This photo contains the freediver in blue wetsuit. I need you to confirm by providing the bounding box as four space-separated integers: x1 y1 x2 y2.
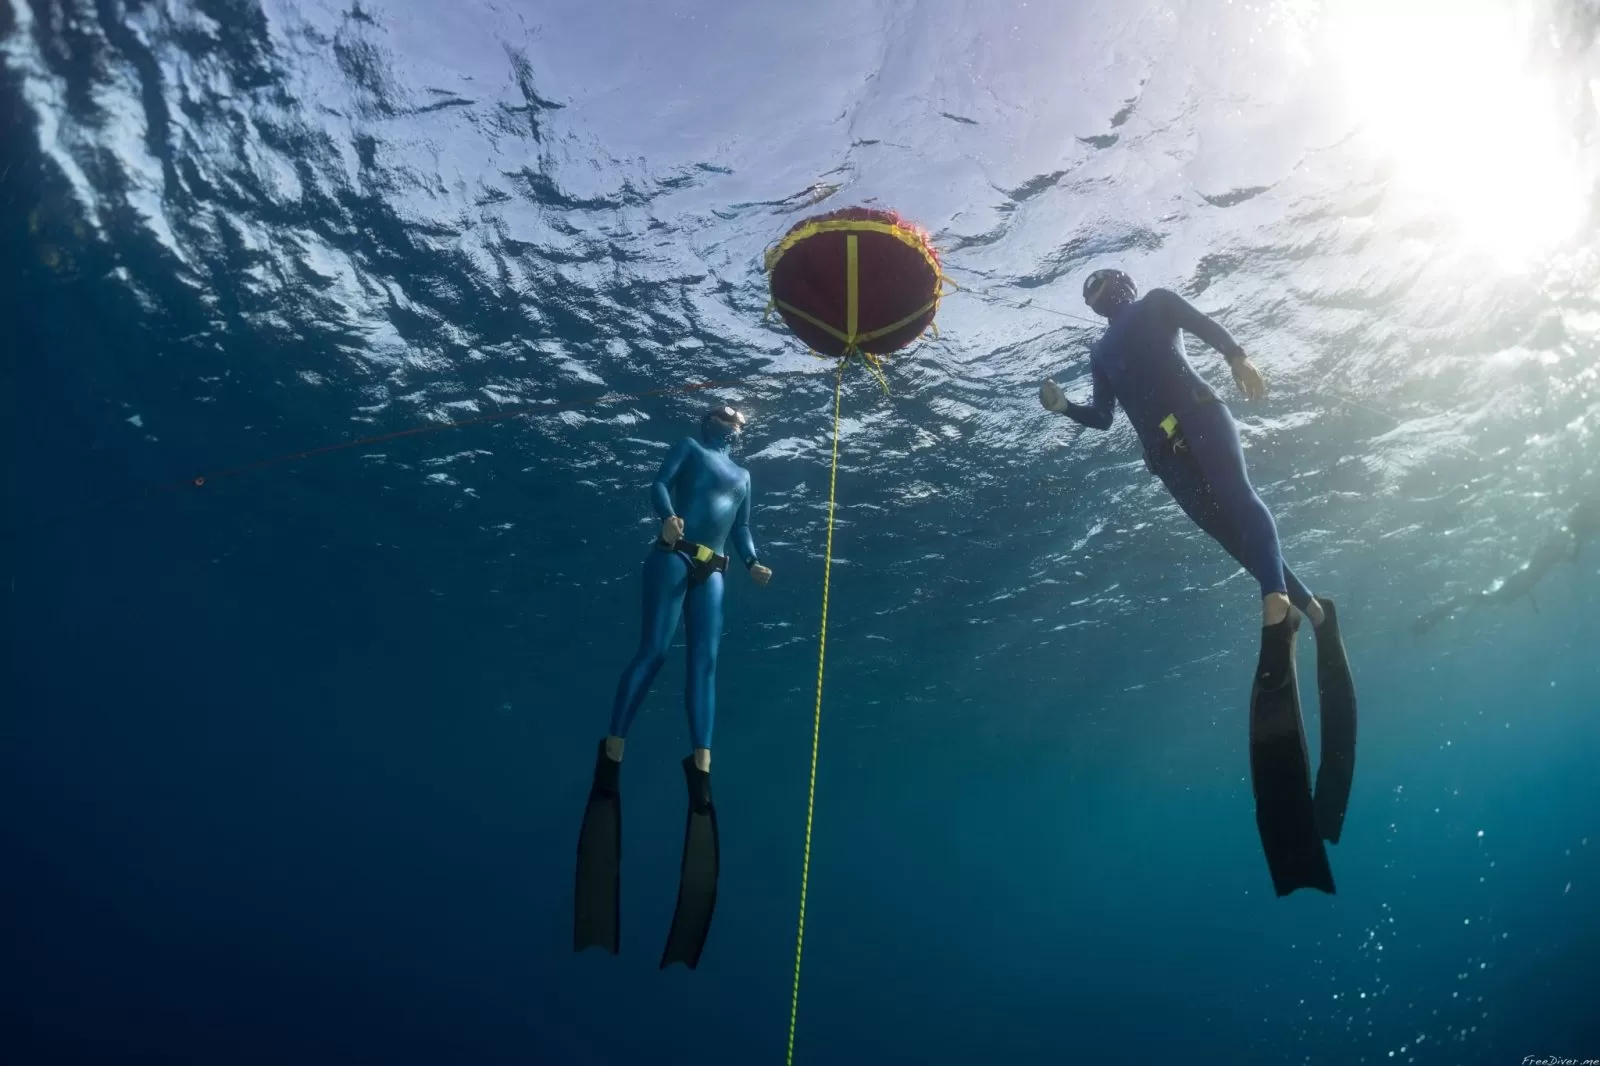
1039 269 1357 898
574 404 772 969
1412 492 1600 635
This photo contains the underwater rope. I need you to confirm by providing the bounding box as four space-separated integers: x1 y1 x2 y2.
786 360 846 1066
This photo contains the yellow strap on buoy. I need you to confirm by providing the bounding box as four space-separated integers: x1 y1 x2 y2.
845 234 860 346
786 361 845 1066
764 217 938 276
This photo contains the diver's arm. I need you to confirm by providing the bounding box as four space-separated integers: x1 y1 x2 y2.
732 474 759 568
650 439 692 519
1056 362 1117 430
734 474 770 584
1152 288 1247 363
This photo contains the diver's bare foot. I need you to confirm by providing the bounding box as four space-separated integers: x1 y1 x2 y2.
1306 598 1327 628
1263 593 1292 627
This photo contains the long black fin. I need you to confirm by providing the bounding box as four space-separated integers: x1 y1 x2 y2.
1312 599 1358 845
660 756 720 969
1249 617 1336 897
574 739 622 954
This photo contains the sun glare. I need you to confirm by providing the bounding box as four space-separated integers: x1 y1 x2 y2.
1316 1 1589 264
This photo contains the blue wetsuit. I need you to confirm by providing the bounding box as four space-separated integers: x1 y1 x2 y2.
609 424 759 751
1056 288 1314 609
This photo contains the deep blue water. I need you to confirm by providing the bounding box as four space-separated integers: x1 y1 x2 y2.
4 1 1600 1064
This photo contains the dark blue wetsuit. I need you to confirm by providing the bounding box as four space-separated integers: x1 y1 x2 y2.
609 427 759 752
1058 288 1314 609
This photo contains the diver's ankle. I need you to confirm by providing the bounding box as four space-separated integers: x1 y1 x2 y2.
604 736 625 762
1262 593 1292 626
693 748 710 773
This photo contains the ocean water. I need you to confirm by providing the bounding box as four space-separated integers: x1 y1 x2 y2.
3 0 1599 1063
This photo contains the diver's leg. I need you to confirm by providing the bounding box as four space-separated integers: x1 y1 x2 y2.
1178 484 1317 619
1281 564 1322 622
660 568 724 970
1155 448 1320 611
1155 449 1238 553
607 548 690 761
1181 403 1311 626
1155 448 1333 889
682 569 726 772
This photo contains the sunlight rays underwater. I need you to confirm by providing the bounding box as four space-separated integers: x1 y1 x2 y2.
1283 0 1593 267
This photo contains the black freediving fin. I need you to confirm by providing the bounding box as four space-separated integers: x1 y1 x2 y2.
1249 616 1336 897
574 739 622 954
659 756 720 970
1312 598 1357 845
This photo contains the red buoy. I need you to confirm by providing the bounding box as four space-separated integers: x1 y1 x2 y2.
765 207 943 359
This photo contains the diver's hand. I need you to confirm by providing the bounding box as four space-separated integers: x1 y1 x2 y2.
1230 356 1267 401
749 563 772 587
1039 378 1068 414
661 516 684 545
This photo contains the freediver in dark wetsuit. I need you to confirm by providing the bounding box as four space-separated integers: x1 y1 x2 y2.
1412 493 1600 636
1039 268 1358 898
573 405 772 969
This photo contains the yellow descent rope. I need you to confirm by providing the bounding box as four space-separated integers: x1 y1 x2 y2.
786 360 846 1066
